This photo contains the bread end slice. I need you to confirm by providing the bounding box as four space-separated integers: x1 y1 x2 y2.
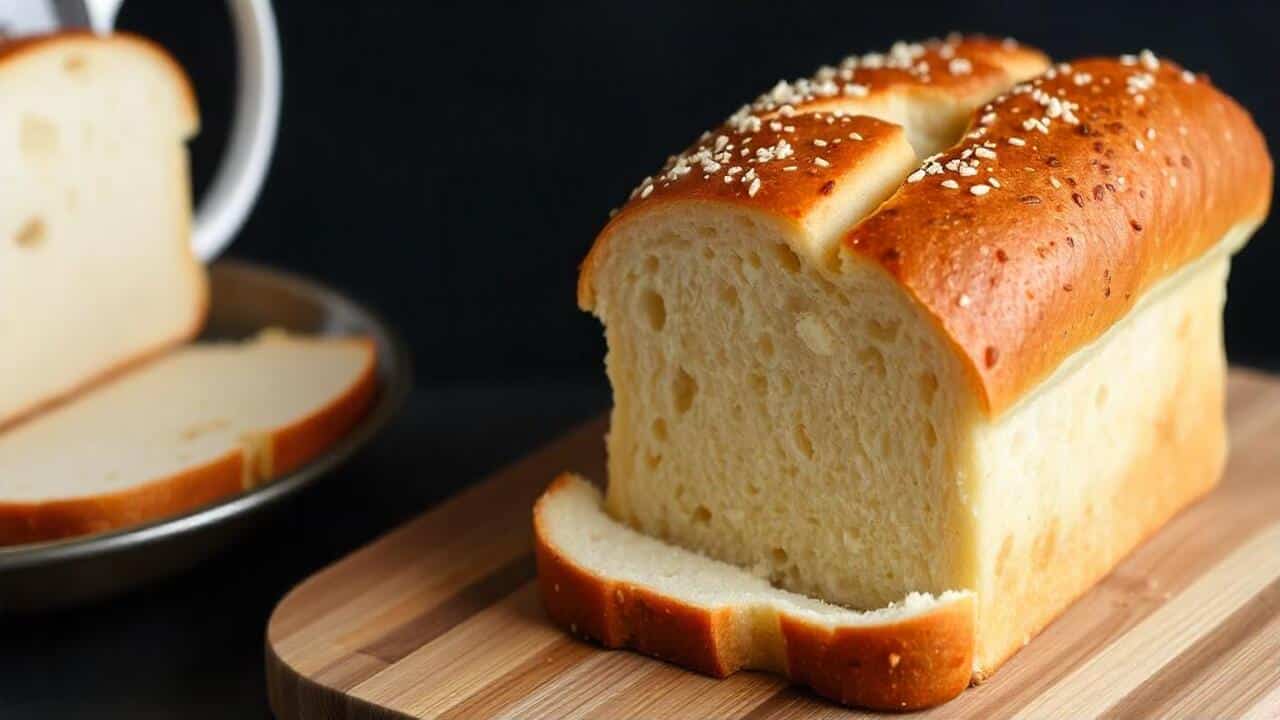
534 474 975 710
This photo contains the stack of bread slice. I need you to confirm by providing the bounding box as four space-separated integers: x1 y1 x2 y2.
0 33 377 545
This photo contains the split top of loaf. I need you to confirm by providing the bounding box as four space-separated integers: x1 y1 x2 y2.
579 37 1271 416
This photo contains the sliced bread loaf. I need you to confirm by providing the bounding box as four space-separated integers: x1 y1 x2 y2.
0 332 377 545
535 474 975 711
0 33 206 427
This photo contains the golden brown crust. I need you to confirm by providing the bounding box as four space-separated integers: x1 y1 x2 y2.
577 36 1049 310
534 474 976 711
578 41 1271 416
846 56 1271 414
0 338 379 546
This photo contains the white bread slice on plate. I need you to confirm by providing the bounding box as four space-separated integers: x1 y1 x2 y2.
534 474 975 711
0 33 206 428
0 332 377 546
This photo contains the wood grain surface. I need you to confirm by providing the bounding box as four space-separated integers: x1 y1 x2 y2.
266 369 1280 719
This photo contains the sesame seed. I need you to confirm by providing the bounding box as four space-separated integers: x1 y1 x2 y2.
975 147 998 160
941 179 960 189
1139 49 1159 71
958 165 978 177
639 184 654 199
1182 70 1196 83
782 165 798 172
813 139 828 147
970 184 992 196
980 112 997 125
1050 176 1062 189
1120 54 1138 66
849 132 863 141
748 177 761 197
1008 137 1027 146
907 169 926 183
989 177 1001 188
958 294 972 307
1134 138 1145 152
949 58 973 75
1169 175 1177 188
844 83 869 97
813 157 830 168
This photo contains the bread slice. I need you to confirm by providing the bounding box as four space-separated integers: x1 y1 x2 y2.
575 37 1271 682
0 332 377 545
0 33 206 428
535 474 974 710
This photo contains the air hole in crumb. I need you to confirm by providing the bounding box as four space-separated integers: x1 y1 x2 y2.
14 218 46 248
858 346 886 377
793 423 815 459
923 421 938 448
640 290 666 331
701 246 716 259
672 368 697 414
796 314 834 355
20 115 58 158
674 484 686 500
774 244 802 273
737 215 757 230
747 251 763 268
720 284 739 308
746 483 761 496
1096 384 1109 408
757 334 775 360
643 255 660 274
748 372 768 396
771 547 789 564
652 418 668 442
880 432 893 457
779 376 793 394
919 372 939 405
645 452 662 469
867 318 900 343
699 225 718 238
64 54 87 73
692 505 712 524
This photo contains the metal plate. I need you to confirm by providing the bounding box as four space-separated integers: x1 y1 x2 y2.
0 260 411 611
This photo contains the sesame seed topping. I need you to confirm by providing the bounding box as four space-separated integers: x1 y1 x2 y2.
970 184 991 196
782 165 798 172
975 147 998 160
989 177 1001 188
1146 128 1156 141
813 157 830 168
848 132 863 141
812 139 828 147
748 177 762 197
948 58 973 76
941 179 960 189
639 184 654 199
1008 137 1027 146
907 169 926 183
1134 138 1145 152
958 294 972 307
1050 177 1062 189
1181 70 1196 83
1139 49 1159 71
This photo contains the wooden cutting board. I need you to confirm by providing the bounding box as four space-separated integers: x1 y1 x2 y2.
266 369 1280 719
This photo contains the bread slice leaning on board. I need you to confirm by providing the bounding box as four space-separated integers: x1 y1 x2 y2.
0 332 377 546
539 35 1273 708
0 32 206 428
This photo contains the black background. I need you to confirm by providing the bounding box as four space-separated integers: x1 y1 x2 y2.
2 2 1278 717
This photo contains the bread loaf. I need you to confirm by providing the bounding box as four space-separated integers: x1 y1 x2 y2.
0 332 377 545
0 33 206 427
552 35 1272 702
